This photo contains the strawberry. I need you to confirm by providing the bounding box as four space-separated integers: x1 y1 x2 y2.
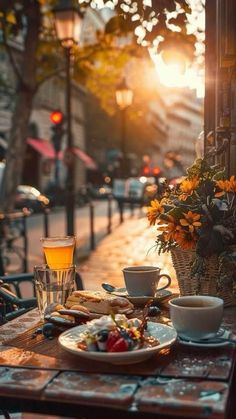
108 337 129 352
106 330 120 351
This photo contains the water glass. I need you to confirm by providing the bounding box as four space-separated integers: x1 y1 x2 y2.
34 264 75 319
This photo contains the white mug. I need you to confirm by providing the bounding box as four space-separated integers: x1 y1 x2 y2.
122 266 171 297
169 295 224 340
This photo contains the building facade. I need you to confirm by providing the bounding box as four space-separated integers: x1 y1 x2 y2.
166 90 204 169
0 11 99 195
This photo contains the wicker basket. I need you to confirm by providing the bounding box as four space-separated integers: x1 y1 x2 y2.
170 247 236 307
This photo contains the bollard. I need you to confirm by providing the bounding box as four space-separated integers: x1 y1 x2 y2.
107 194 112 234
22 215 28 272
130 201 134 217
118 200 124 224
0 219 5 276
43 208 50 237
0 248 4 276
89 202 95 250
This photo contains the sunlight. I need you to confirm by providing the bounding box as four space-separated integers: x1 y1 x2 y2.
151 53 204 98
149 0 205 98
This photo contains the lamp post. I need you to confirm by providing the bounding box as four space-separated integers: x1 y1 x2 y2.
115 78 133 178
50 110 64 191
52 0 83 236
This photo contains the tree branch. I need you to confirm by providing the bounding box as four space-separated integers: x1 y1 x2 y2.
35 67 65 91
2 13 24 85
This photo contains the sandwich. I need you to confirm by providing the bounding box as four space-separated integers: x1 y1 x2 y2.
65 290 134 315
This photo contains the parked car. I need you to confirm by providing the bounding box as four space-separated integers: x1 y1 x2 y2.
0 163 50 213
90 184 113 200
14 185 50 213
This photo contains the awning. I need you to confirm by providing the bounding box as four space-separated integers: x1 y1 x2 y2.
27 138 63 160
27 138 97 170
72 147 98 170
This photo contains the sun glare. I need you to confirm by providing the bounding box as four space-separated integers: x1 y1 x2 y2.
149 0 205 98
151 54 204 98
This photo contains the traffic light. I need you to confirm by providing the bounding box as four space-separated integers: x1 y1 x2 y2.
153 166 161 176
50 110 64 125
50 110 64 153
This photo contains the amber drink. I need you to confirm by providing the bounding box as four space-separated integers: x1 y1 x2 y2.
41 236 75 269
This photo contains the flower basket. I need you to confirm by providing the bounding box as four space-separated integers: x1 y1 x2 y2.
170 246 236 307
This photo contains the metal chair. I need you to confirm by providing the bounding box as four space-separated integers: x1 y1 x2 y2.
0 271 84 323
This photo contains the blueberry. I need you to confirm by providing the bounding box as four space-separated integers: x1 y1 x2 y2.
148 306 161 317
97 330 109 342
42 323 56 338
120 329 131 340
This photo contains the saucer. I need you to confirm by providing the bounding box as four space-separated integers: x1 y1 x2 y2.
107 289 172 306
177 328 230 348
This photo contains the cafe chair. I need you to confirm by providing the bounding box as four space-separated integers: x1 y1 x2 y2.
0 271 84 323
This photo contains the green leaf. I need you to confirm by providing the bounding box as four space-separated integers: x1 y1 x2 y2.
212 170 226 181
105 15 127 35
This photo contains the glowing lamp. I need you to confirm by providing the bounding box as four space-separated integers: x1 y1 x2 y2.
52 0 83 48
116 78 133 110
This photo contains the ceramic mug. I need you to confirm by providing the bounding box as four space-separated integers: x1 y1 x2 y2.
122 266 171 297
169 295 224 340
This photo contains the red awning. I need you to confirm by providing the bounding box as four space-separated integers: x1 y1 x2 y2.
27 138 97 170
27 138 63 160
72 147 98 170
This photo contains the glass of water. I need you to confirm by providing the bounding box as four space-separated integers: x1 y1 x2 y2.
34 264 75 320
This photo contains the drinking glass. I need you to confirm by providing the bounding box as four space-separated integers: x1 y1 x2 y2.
41 236 75 269
34 264 75 319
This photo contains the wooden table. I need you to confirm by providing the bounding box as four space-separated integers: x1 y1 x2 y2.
0 305 235 419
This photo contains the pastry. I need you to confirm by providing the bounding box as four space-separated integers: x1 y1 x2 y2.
65 290 134 315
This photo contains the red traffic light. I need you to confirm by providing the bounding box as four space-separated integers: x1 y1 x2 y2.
143 166 150 175
153 166 161 176
50 110 64 125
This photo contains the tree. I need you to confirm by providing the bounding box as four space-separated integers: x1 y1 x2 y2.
0 0 196 211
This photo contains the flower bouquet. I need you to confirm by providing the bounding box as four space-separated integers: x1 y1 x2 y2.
147 158 236 305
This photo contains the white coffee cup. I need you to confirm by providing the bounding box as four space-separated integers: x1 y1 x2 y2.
169 295 224 340
122 266 171 297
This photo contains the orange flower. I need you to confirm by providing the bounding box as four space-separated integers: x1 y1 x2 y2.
175 230 197 250
216 176 236 193
179 211 201 233
158 215 179 242
147 199 164 225
228 176 236 192
179 177 199 200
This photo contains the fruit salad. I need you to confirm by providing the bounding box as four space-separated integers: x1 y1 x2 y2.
77 313 160 353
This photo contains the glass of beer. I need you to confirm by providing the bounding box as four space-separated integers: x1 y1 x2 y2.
41 236 76 269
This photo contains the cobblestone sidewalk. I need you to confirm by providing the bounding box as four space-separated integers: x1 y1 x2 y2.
79 210 179 294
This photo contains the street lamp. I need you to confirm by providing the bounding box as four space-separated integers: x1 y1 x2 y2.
115 77 133 178
52 0 83 236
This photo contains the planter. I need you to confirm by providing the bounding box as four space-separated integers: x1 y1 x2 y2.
170 247 236 307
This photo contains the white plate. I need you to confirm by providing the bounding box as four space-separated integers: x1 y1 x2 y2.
59 322 177 365
178 329 231 348
107 289 172 306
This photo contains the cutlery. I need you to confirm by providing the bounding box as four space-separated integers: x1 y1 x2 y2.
102 283 127 294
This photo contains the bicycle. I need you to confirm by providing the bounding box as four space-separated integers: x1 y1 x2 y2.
0 215 25 275
0 237 24 274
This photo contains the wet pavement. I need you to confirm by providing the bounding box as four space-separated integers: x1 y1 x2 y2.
78 209 179 295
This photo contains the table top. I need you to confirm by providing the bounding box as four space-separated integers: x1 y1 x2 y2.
0 305 236 419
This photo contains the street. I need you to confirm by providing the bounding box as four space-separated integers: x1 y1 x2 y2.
24 199 138 273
